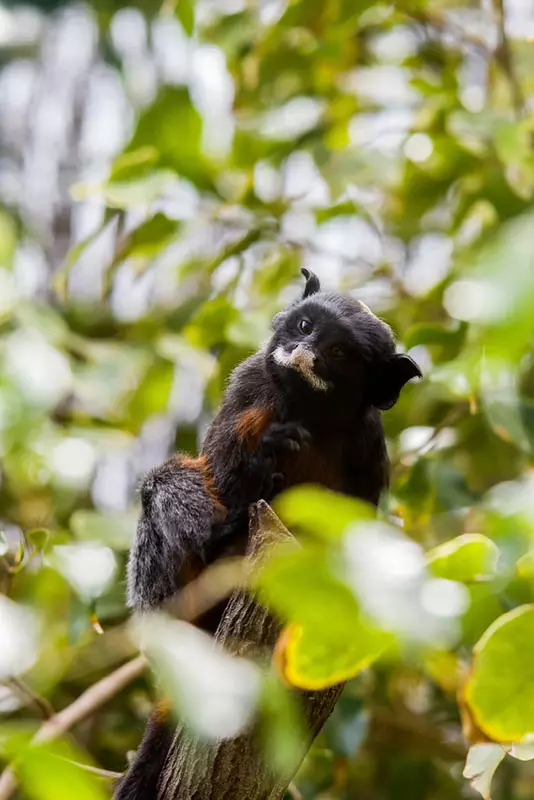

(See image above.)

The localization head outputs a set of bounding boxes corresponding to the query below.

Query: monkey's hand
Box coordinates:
[126,456,221,612]
[261,422,311,453]
[254,422,310,500]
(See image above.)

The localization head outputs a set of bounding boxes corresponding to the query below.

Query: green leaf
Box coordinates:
[258,546,360,626]
[184,296,239,349]
[276,619,392,690]
[126,87,211,189]
[427,534,501,583]
[227,311,271,350]
[207,228,262,275]
[465,605,534,742]
[258,672,305,777]
[117,213,181,261]
[69,510,137,550]
[103,171,177,209]
[259,546,392,689]
[127,359,175,429]
[27,528,51,553]
[404,322,468,361]
[108,146,160,182]
[0,210,17,269]
[54,220,113,300]
[450,211,534,365]
[176,0,195,36]
[17,739,108,800]
[517,550,534,579]
[274,485,374,541]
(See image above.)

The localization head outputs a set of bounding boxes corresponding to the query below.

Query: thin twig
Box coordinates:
[399,7,489,54]
[0,655,147,800]
[287,783,303,800]
[6,677,55,720]
[55,756,124,780]
[494,0,524,118]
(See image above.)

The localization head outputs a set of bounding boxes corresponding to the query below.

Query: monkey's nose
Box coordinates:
[290,344,316,367]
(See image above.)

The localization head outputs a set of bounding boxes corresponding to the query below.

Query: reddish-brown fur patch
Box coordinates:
[152,698,171,722]
[178,455,227,521]
[236,406,274,449]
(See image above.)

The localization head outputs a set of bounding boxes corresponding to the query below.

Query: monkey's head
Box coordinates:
[266,269,422,413]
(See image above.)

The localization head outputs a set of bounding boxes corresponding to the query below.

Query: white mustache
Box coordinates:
[272,344,330,392]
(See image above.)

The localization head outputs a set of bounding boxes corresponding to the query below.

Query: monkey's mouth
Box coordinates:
[272,344,330,392]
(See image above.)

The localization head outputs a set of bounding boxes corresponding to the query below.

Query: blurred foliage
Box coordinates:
[1,0,534,798]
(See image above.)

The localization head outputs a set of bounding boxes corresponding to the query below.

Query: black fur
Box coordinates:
[127,457,214,611]
[114,707,173,800]
[116,269,422,799]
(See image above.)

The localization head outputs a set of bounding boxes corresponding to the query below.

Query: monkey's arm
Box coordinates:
[203,406,309,525]
[126,455,223,612]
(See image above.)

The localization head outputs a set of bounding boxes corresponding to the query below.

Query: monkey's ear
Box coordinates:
[301,268,321,298]
[371,354,422,411]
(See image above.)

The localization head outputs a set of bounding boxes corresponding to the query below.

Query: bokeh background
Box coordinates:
[1,0,534,798]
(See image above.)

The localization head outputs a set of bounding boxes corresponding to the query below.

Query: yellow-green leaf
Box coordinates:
[275,619,392,690]
[427,534,500,583]
[465,605,534,742]
[274,485,374,542]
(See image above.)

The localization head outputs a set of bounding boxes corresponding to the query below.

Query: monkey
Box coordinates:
[114,268,422,799]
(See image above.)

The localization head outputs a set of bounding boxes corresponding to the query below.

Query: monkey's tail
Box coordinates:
[114,701,173,800]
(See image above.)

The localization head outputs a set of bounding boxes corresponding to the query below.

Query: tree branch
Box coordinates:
[158,501,345,800]
[6,677,55,720]
[0,655,147,800]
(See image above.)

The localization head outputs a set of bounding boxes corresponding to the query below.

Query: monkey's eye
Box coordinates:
[299,319,313,335]
[329,345,346,360]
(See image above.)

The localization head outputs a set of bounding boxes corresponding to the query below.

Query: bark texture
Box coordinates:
[158,500,344,800]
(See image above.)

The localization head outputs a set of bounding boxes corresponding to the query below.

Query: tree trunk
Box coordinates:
[158,500,344,800]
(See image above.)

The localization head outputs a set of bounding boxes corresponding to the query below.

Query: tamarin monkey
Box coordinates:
[115,269,422,798]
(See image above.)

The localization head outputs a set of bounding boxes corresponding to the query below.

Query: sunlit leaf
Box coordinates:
[274,486,374,541]
[175,0,194,36]
[516,550,534,579]
[103,171,177,209]
[127,358,175,428]
[259,545,392,689]
[275,619,392,690]
[116,213,181,261]
[108,146,160,182]
[184,296,239,349]
[26,529,51,554]
[427,534,501,583]
[404,321,468,362]
[465,605,534,741]
[126,87,212,189]
[0,210,17,269]
[17,739,108,800]
[258,672,305,777]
